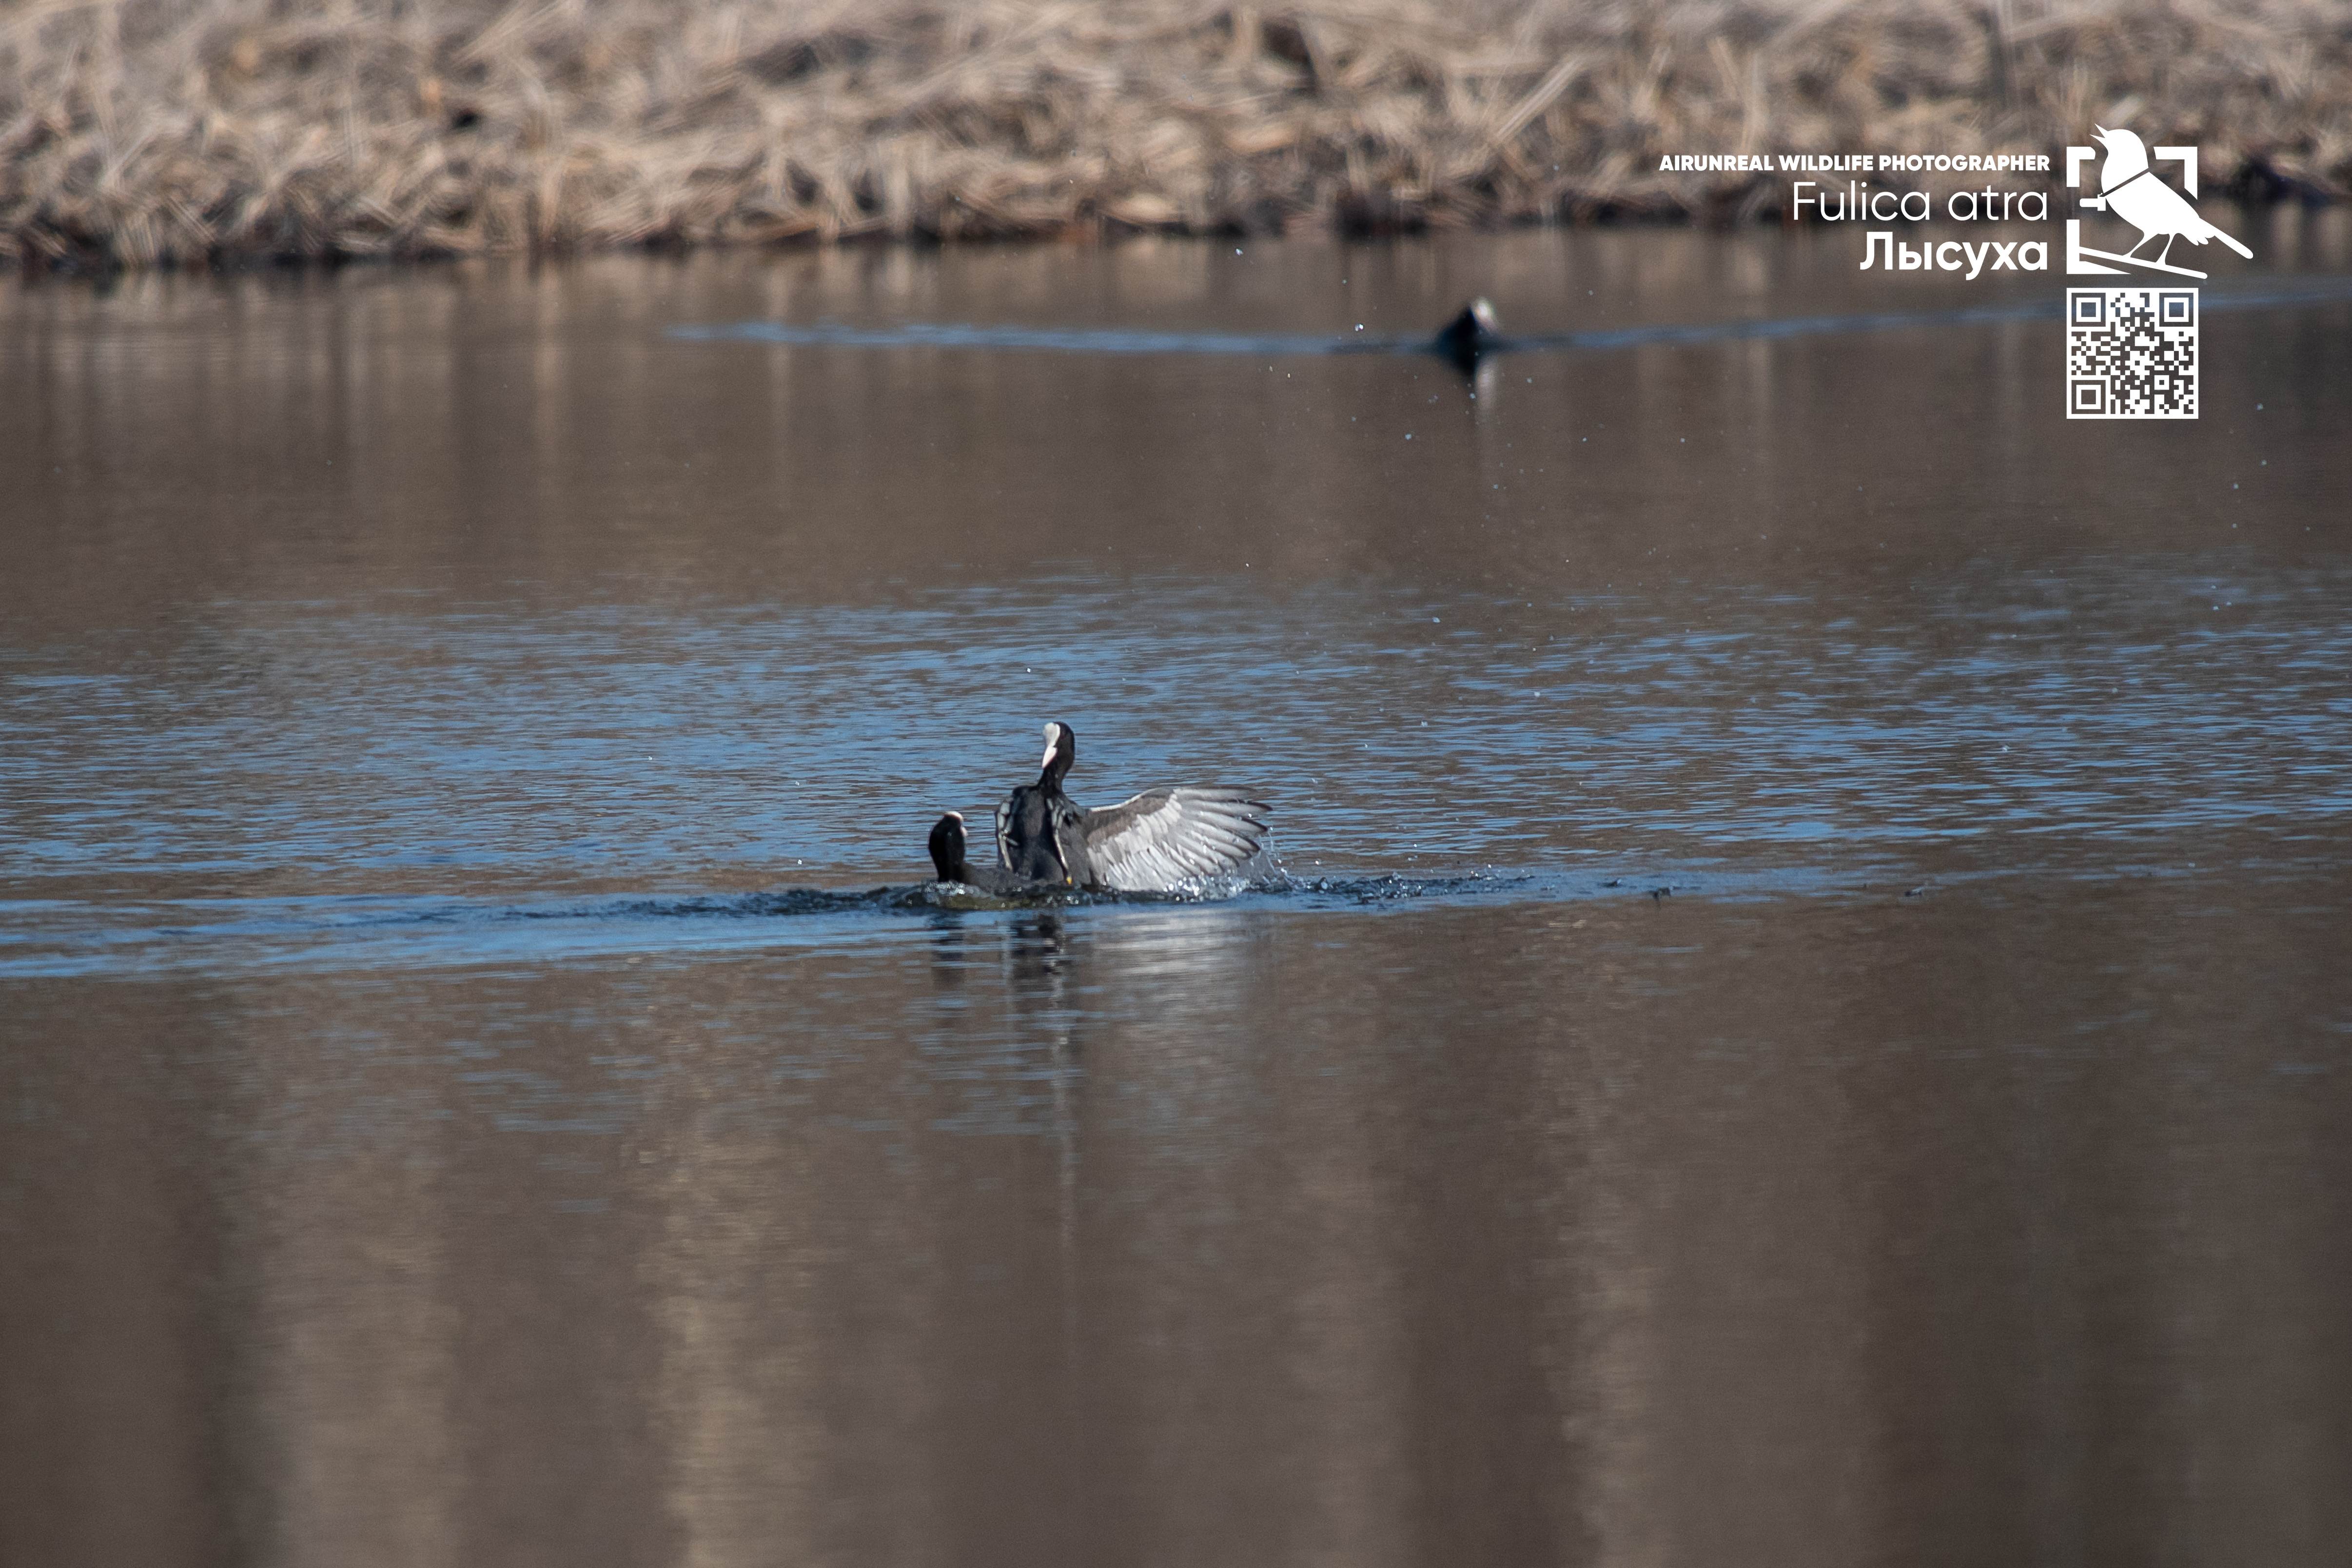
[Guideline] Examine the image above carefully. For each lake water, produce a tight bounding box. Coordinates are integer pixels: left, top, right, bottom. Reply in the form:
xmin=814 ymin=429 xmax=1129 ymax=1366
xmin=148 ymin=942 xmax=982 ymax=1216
xmin=4 ymin=220 xmax=2351 ymax=1566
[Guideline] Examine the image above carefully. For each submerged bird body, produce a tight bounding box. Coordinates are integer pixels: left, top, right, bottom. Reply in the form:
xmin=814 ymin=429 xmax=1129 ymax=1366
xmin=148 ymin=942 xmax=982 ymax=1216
xmin=927 ymin=812 xmax=1060 ymax=895
xmin=994 ymin=722 xmax=1270 ymax=893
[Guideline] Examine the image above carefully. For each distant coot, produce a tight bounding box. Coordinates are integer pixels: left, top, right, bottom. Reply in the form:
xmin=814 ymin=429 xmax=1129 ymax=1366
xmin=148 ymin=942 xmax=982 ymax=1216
xmin=993 ymin=722 xmax=1270 ymax=892
xmin=1433 ymin=296 xmax=1504 ymax=372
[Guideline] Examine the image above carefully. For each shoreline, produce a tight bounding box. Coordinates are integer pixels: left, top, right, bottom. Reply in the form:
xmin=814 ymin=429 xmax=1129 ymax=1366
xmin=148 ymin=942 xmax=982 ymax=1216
xmin=6 ymin=0 xmax=2347 ymax=272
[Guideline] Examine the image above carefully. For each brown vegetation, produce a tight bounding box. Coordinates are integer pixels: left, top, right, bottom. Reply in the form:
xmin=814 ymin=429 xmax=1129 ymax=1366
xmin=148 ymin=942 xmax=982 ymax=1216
xmin=3 ymin=0 xmax=2347 ymax=268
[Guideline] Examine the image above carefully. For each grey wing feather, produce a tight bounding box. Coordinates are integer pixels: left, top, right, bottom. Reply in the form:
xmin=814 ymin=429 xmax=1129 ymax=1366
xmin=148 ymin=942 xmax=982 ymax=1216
xmin=993 ymin=798 xmax=1014 ymax=870
xmin=1080 ymin=787 xmax=1270 ymax=892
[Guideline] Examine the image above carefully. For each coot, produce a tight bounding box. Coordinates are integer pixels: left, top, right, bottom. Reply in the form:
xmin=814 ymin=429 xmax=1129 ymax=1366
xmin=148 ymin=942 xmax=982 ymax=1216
xmin=1433 ymin=297 xmax=1504 ymax=372
xmin=995 ymin=722 xmax=1270 ymax=892
xmin=927 ymin=812 xmax=1059 ymax=895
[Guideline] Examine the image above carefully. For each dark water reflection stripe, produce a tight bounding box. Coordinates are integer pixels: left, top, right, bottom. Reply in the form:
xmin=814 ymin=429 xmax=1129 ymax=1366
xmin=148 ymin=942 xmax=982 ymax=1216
xmin=10 ymin=858 xmax=2318 ymax=980
xmin=0 ymin=868 xmax=1972 ymax=978
xmin=669 ymin=278 xmax=2352 ymax=359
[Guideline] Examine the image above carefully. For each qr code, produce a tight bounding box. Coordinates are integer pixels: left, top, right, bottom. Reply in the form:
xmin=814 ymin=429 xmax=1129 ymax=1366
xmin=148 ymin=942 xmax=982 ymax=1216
xmin=2067 ymin=288 xmax=2196 ymax=418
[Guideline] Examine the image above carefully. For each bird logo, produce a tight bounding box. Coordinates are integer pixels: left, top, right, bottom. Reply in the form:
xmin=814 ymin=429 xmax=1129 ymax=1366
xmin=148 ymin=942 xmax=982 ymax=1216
xmin=2070 ymin=128 xmax=2251 ymax=278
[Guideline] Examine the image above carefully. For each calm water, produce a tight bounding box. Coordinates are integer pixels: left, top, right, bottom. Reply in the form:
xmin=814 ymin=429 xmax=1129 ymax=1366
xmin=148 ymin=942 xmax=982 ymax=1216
xmin=4 ymin=220 xmax=2351 ymax=1566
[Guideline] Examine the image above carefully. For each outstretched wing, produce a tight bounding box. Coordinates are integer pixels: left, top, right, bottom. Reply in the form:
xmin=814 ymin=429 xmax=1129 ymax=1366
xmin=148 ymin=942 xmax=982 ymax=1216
xmin=1080 ymin=787 xmax=1270 ymax=892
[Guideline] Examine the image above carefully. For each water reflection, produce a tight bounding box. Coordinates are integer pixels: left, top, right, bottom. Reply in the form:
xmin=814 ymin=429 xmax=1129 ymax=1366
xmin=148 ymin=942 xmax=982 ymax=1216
xmin=12 ymin=878 xmax=2347 ymax=1565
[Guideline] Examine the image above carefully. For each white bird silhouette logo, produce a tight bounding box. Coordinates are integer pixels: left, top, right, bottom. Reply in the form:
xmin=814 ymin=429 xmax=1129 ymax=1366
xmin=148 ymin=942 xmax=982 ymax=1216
xmin=2082 ymin=126 xmax=2251 ymax=270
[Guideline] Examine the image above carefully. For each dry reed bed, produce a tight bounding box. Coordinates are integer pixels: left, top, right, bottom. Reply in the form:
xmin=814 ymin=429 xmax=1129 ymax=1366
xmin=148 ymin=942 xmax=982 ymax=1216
xmin=2 ymin=0 xmax=2347 ymax=268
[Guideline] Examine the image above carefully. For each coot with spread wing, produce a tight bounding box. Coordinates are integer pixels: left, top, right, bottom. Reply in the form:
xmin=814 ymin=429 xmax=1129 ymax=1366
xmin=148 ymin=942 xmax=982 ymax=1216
xmin=993 ymin=722 xmax=1270 ymax=892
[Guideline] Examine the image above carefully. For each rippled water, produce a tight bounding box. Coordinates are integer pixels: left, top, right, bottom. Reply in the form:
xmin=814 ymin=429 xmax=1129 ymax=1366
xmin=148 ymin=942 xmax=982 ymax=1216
xmin=4 ymin=223 xmax=2351 ymax=1566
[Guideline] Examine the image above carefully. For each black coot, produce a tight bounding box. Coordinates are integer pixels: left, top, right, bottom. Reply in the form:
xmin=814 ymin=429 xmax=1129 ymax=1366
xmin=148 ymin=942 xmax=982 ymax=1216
xmin=994 ymin=722 xmax=1270 ymax=893
xmin=1433 ymin=297 xmax=1503 ymax=372
xmin=995 ymin=721 xmax=1086 ymax=887
xmin=927 ymin=812 xmax=1058 ymax=895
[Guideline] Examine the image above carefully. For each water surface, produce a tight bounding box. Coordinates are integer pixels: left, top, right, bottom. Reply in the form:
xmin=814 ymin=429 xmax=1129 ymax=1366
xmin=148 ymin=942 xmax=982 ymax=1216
xmin=4 ymin=223 xmax=2351 ymax=1566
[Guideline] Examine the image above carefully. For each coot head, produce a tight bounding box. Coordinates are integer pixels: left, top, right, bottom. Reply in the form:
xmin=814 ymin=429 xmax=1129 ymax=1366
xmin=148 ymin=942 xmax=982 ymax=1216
xmin=927 ymin=811 xmax=970 ymax=881
xmin=1039 ymin=721 xmax=1077 ymax=787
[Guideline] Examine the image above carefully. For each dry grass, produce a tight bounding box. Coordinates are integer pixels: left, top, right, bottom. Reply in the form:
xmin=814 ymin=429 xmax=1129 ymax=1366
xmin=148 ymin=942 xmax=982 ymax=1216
xmin=3 ymin=0 xmax=2347 ymax=267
